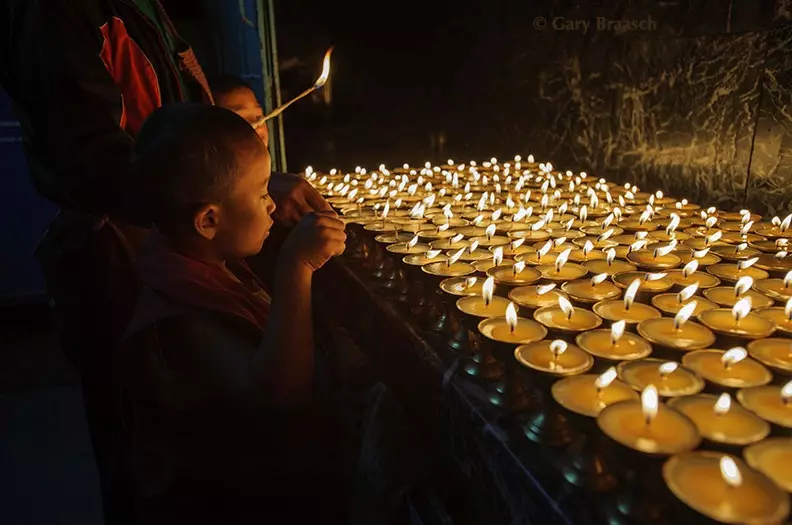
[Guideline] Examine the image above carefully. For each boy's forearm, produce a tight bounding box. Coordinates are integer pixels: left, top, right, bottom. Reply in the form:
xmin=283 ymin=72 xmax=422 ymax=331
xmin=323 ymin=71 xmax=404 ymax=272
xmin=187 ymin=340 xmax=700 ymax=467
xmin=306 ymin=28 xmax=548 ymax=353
xmin=255 ymin=263 xmax=315 ymax=407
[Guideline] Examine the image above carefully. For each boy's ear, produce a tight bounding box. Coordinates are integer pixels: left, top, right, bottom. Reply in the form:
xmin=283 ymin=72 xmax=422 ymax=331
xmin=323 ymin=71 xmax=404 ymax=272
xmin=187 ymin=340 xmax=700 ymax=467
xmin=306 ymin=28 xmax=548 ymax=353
xmin=193 ymin=204 xmax=221 ymax=240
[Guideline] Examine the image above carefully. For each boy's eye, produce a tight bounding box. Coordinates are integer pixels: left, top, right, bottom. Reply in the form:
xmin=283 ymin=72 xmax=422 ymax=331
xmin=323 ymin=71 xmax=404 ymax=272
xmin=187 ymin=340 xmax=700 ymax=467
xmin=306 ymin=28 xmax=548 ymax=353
xmin=261 ymin=193 xmax=270 ymax=200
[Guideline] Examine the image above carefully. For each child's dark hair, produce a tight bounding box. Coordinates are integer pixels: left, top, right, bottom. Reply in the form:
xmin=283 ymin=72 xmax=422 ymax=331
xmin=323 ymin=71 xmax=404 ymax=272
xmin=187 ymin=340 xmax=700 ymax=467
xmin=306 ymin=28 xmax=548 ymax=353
xmin=208 ymin=74 xmax=255 ymax=99
xmin=131 ymin=102 xmax=264 ymax=231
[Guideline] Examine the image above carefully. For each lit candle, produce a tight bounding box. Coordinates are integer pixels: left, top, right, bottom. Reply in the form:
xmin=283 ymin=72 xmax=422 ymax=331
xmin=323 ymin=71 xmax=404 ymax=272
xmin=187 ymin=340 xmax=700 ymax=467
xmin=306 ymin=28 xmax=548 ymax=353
xmin=402 ymin=249 xmax=447 ymax=267
xmin=665 ymin=259 xmax=721 ymax=291
xmin=486 ymin=260 xmax=542 ymax=286
xmin=439 ymin=276 xmax=483 ymax=297
xmin=737 ymin=380 xmax=792 ymax=428
xmin=429 ymin=233 xmax=470 ymax=251
xmin=508 ymin=283 xmax=569 ymax=310
xmin=637 ymin=300 xmax=716 ymax=351
xmin=597 ymin=385 xmax=701 ymax=454
xmin=677 ymin=247 xmax=722 ymax=267
xmin=698 ymin=297 xmax=776 ymax=341
xmin=516 ymin=240 xmax=558 ymax=266
xmin=755 ymin=296 xmax=792 ymax=336
xmin=626 ymin=241 xmax=682 ymax=270
xmin=514 ymin=339 xmax=594 ymax=376
xmin=575 ymin=320 xmax=653 ymax=361
xmin=551 ymin=366 xmax=639 ymax=417
xmin=593 ymin=277 xmax=662 ymax=325
xmin=668 ymin=393 xmax=770 ymax=445
xmin=470 ymin=223 xmax=510 ymax=247
xmin=703 ymin=276 xmax=774 ymax=309
xmin=744 ymin=438 xmax=792 ymax=493
xmin=422 ymin=247 xmax=476 ymax=277
xmin=682 ymin=348 xmax=772 ymax=389
xmin=561 ymin=273 xmax=620 ymax=304
xmin=386 ymin=234 xmax=431 ymax=254
xmin=753 ymin=271 xmax=792 ymax=302
xmin=664 ymin=452 xmax=790 ymax=524
xmin=651 ymin=282 xmax=719 ymax=316
xmin=747 ymin=337 xmax=792 ymax=375
xmin=536 ymin=247 xmax=588 ymax=282
xmin=533 ymin=295 xmax=603 ymax=334
xmin=582 ymin=247 xmax=637 ymax=276
xmin=707 ymin=257 xmax=770 ymax=284
xmin=477 ymin=302 xmax=548 ymax=344
xmin=456 ymin=276 xmax=510 ymax=318
xmin=618 ymin=359 xmax=705 ymax=397
xmin=611 ymin=271 xmax=675 ymax=301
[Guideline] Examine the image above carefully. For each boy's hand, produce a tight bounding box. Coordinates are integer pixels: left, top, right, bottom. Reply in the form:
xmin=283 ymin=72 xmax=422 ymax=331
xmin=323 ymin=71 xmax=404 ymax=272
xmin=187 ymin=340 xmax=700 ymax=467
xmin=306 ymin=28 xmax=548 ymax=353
xmin=269 ymin=172 xmax=335 ymax=225
xmin=280 ymin=211 xmax=346 ymax=273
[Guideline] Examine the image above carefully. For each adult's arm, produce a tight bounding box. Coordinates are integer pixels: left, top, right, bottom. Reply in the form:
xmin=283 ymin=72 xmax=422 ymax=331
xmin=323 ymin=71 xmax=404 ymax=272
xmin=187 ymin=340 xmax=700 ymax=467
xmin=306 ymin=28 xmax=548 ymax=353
xmin=2 ymin=0 xmax=136 ymax=221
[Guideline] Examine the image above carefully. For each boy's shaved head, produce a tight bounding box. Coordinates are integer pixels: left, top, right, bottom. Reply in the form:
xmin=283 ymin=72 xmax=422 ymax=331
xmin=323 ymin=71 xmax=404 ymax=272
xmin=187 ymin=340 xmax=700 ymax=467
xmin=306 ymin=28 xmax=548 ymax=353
xmin=132 ymin=103 xmax=266 ymax=230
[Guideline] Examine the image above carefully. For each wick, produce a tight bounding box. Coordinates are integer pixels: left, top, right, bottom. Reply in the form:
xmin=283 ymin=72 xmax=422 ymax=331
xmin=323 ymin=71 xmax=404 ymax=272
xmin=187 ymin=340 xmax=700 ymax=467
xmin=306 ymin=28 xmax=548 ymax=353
xmin=510 ymin=324 xmax=515 ymax=334
xmin=566 ymin=310 xmax=573 ymax=321
xmin=645 ymin=416 xmax=652 ymax=427
xmin=595 ymin=386 xmax=603 ymax=398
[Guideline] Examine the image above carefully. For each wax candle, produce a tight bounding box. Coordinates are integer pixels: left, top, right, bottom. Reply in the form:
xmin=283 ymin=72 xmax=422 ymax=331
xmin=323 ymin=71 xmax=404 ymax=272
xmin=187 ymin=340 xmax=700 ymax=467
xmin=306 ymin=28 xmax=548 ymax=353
xmin=677 ymin=248 xmax=722 ymax=267
xmin=486 ymin=261 xmax=542 ymax=286
xmin=637 ymin=301 xmax=716 ymax=351
xmin=429 ymin=235 xmax=470 ymax=251
xmin=611 ymin=271 xmax=675 ymax=295
xmin=582 ymin=249 xmax=637 ymax=276
xmin=439 ymin=276 xmax=484 ymax=297
xmin=626 ymin=247 xmax=682 ymax=271
xmin=533 ymin=296 xmax=603 ymax=334
xmin=669 ymin=394 xmax=770 ymax=445
xmin=592 ymin=277 xmax=662 ymax=325
xmin=508 ymin=284 xmax=569 ymax=310
xmin=753 ymin=273 xmax=792 ymax=302
xmin=473 ymin=257 xmax=515 ymax=273
xmin=422 ymin=249 xmax=476 ymax=277
xmin=375 ymin=232 xmax=415 ymax=244
xmin=536 ymin=260 xmax=588 ymax=282
xmin=651 ymin=282 xmax=719 ymax=316
xmin=698 ymin=299 xmax=776 ymax=341
xmin=386 ymin=240 xmax=431 ymax=255
xmin=597 ymin=387 xmax=701 ymax=455
xmin=508 ymin=229 xmax=551 ymax=242
xmin=665 ymin=260 xmax=721 ymax=290
xmin=403 ymin=250 xmax=447 ymax=267
xmin=747 ymin=338 xmax=792 ymax=374
xmin=703 ymin=286 xmax=774 ymax=308
xmin=456 ymin=276 xmax=510 ymax=318
xmin=551 ymin=368 xmax=639 ymax=417
xmin=561 ymin=274 xmax=620 ymax=304
xmin=618 ymin=359 xmax=705 ymax=397
xmin=737 ymin=381 xmax=792 ymax=428
xmin=756 ymin=306 xmax=792 ymax=336
xmin=707 ymin=260 xmax=770 ymax=284
xmin=514 ymin=339 xmax=594 ymax=376
xmin=575 ymin=320 xmax=653 ymax=361
xmin=712 ymin=244 xmax=761 ymax=262
xmin=478 ymin=303 xmax=548 ymax=345
xmin=682 ymin=348 xmax=772 ymax=389
xmin=663 ymin=452 xmax=790 ymax=524
xmin=744 ymin=438 xmax=792 ymax=493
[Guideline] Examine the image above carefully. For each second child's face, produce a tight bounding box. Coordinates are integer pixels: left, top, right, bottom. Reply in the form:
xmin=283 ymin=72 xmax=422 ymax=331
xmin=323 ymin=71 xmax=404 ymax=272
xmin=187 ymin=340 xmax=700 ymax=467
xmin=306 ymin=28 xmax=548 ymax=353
xmin=216 ymin=88 xmax=269 ymax=146
xmin=214 ymin=143 xmax=276 ymax=258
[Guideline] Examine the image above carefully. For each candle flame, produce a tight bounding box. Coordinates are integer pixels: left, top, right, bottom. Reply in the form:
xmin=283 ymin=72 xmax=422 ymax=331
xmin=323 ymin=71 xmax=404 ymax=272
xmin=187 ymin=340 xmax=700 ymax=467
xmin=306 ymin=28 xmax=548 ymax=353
xmin=550 ymin=339 xmax=567 ymax=360
xmin=553 ymin=236 xmax=567 ymax=248
xmin=506 ymin=302 xmax=518 ymax=332
xmin=407 ymin=235 xmax=419 ymax=249
xmin=482 ymin=276 xmax=495 ymax=306
xmin=606 ymin=248 xmax=616 ymax=265
xmin=591 ymin=273 xmax=608 ymax=287
xmin=511 ymin=238 xmax=525 ymax=250
xmin=642 ymin=385 xmax=659 ymax=424
xmin=485 ymin=224 xmax=497 ymax=239
xmin=493 ymin=246 xmax=504 ymax=266
xmin=465 ymin=277 xmax=477 ymax=289
xmin=624 ymin=279 xmax=641 ymax=310
xmin=469 ymin=240 xmax=480 ymax=253
xmin=732 ymin=297 xmax=752 ymax=322
xmin=583 ymin=240 xmax=594 ymax=256
xmin=538 ymin=240 xmax=553 ymax=259
xmin=721 ymin=347 xmax=748 ymax=367
xmin=734 ymin=276 xmax=754 ymax=297
xmin=425 ymin=249 xmax=442 ymax=259
xmin=653 ymin=241 xmax=677 ymax=258
xmin=714 ymin=393 xmax=731 ymax=415
xmin=720 ymin=457 xmax=743 ymax=488
xmin=706 ymin=231 xmax=723 ymax=245
xmin=558 ymin=296 xmax=574 ymax=320
xmin=611 ymin=320 xmax=626 ymax=344
xmin=630 ymin=240 xmax=648 ymax=253
xmin=472 ymin=214 xmax=484 ymax=226
xmin=531 ymin=219 xmax=547 ymax=231
xmin=595 ymin=367 xmax=618 ymax=390
xmin=580 ymin=206 xmax=588 ymax=222
xmin=646 ymin=272 xmax=668 ymax=282
xmin=513 ymin=261 xmax=527 ymax=275
xmin=674 ymin=301 xmax=697 ymax=330
xmin=785 ymin=297 xmax=792 ymax=321
xmin=740 ymin=221 xmax=754 ymax=235
xmin=782 ymin=213 xmax=792 ymax=232
xmin=782 ymin=380 xmax=792 ymax=403
xmin=666 ymin=213 xmax=681 ymax=234
xmin=683 ymin=260 xmax=699 ymax=278
xmin=313 ymin=47 xmax=333 ymax=87
xmin=537 ymin=283 xmax=556 ymax=296
xmin=677 ymin=283 xmax=699 ymax=303
xmin=693 ymin=247 xmax=711 ymax=259
xmin=451 ymin=233 xmax=465 ymax=244
xmin=491 ymin=208 xmax=503 ymax=221
xmin=705 ymin=216 xmax=718 ymax=229
xmin=738 ymin=257 xmax=759 ymax=271
xmin=598 ymin=229 xmax=615 ymax=243
xmin=658 ymin=361 xmax=678 ymax=377
xmin=555 ymin=248 xmax=572 ymax=272
xmin=448 ymin=247 xmax=465 ymax=266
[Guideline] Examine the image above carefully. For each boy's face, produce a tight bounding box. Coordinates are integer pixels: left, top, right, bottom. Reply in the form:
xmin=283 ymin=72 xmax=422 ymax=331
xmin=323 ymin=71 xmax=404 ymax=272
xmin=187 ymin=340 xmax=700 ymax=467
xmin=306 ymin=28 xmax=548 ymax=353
xmin=216 ymin=87 xmax=269 ymax=146
xmin=210 ymin=143 xmax=275 ymax=259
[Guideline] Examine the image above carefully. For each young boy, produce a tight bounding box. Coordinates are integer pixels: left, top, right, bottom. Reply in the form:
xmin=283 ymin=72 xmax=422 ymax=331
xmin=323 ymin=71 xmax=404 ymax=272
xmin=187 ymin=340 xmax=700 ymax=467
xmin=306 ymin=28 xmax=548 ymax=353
xmin=209 ymin=75 xmax=270 ymax=145
xmin=121 ymin=103 xmax=347 ymax=524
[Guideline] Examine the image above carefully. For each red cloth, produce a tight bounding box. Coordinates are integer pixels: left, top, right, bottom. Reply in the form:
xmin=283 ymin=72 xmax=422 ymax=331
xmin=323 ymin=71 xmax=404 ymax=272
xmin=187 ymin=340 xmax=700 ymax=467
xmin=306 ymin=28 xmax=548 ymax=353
xmin=132 ymin=235 xmax=270 ymax=334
